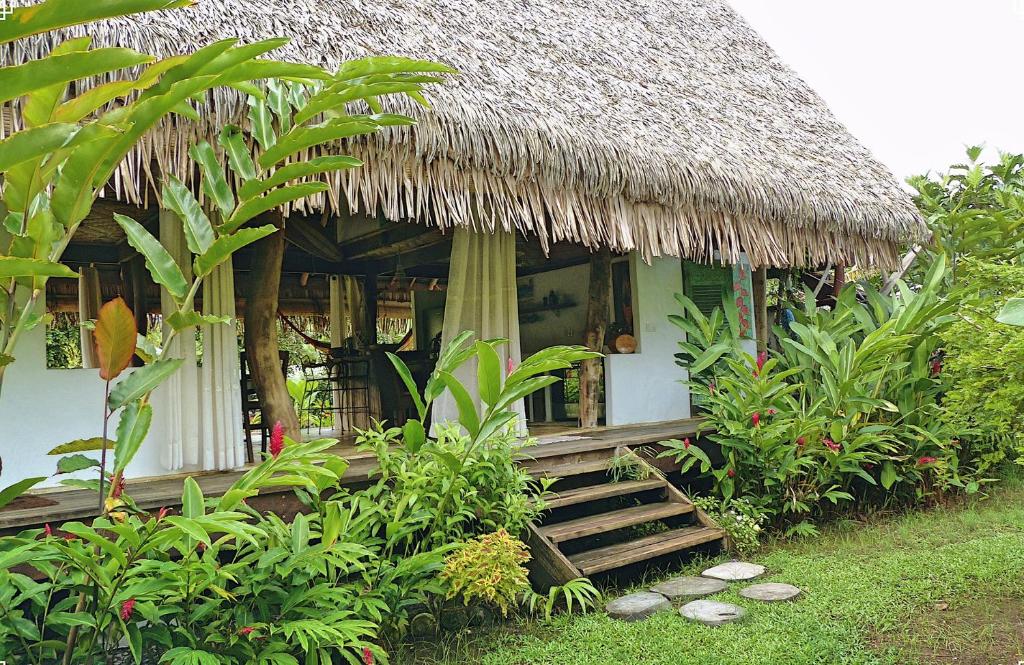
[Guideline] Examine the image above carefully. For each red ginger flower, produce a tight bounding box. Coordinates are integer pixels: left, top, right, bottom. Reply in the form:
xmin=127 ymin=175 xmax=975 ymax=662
xmin=767 ymin=408 xmax=777 ymax=416
xmin=751 ymin=412 xmax=760 ymax=427
xmin=111 ymin=474 xmax=125 ymax=499
xmin=43 ymin=523 xmax=53 ymax=538
xmin=755 ymin=351 xmax=767 ymax=375
xmin=269 ymin=421 xmax=285 ymax=458
xmin=683 ymin=437 xmax=691 ymax=449
xmin=823 ymin=438 xmax=840 ymax=452
xmin=157 ymin=506 xmax=169 ymax=521
xmin=796 ymin=436 xmax=806 ymax=447
xmin=917 ymin=456 xmax=937 ymax=466
xmin=120 ymin=598 xmax=136 ymax=621
xmin=727 ymin=468 xmax=736 ymax=478
xmin=239 ymin=626 xmax=255 ymax=637
xmin=362 ymin=647 xmax=375 ymax=665
xmin=507 ymin=357 xmax=516 ymax=375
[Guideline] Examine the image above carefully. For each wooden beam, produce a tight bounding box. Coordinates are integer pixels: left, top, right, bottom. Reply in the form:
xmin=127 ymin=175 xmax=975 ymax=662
xmin=286 ymin=216 xmax=344 ymax=262
xmin=341 ymin=222 xmax=433 ymax=260
xmin=752 ymin=266 xmax=769 ymax=353
xmin=579 ymin=249 xmax=611 ymax=428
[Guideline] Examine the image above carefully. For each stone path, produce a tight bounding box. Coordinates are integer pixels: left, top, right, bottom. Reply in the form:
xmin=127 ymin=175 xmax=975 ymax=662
xmin=604 ymin=561 xmax=802 ymax=626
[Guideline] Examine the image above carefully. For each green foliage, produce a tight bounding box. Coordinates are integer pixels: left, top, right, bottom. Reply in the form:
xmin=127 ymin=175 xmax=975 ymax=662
xmin=665 ymin=256 xmax=982 ymax=527
xmin=440 ymin=529 xmax=531 ymax=617
xmin=523 ymin=578 xmax=602 ymax=621
xmin=691 ymin=496 xmax=766 ymax=556
xmin=606 ymin=447 xmax=654 ymax=483
xmin=940 ymin=260 xmax=1024 ymax=470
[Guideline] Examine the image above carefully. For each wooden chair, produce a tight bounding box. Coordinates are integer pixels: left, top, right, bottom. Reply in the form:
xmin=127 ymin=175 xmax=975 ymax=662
xmin=240 ymin=350 xmax=289 ymax=463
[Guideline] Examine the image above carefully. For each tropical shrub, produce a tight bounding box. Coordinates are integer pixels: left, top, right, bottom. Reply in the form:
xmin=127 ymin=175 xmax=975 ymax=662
xmin=440 ymin=529 xmax=531 ymax=617
xmin=665 ymin=256 xmax=981 ymax=529
xmin=691 ymin=496 xmax=767 ymax=554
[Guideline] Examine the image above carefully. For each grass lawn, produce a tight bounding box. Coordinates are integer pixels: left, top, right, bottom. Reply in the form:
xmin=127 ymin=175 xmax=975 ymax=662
xmin=402 ymin=475 xmax=1024 ymax=664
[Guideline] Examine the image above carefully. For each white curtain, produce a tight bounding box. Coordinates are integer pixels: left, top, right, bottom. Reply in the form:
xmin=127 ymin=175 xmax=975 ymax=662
xmin=198 ymin=260 xmax=245 ymax=469
xmin=329 ymin=275 xmax=374 ymax=431
xmin=432 ymin=228 xmax=526 ymax=435
xmin=78 ymin=265 xmax=102 ymax=369
xmin=156 ymin=209 xmax=244 ymax=471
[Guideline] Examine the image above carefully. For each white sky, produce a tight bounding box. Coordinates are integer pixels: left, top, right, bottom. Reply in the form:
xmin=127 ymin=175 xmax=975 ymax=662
xmin=727 ymin=0 xmax=1024 ymax=182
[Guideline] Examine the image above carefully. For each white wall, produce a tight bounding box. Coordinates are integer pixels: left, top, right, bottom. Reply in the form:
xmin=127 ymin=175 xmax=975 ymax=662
xmin=605 ymin=254 xmax=691 ymax=425
xmin=0 ymin=324 xmax=167 ymax=488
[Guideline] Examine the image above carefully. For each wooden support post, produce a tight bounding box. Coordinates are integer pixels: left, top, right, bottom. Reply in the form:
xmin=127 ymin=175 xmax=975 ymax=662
xmin=123 ymin=255 xmax=148 ymax=366
xmin=752 ymin=265 xmax=769 ymax=353
xmin=363 ymin=272 xmax=378 ymax=345
xmin=243 ymin=212 xmax=300 ymax=440
xmin=579 ymin=249 xmax=611 ymax=428
xmin=833 ymin=263 xmax=846 ymax=296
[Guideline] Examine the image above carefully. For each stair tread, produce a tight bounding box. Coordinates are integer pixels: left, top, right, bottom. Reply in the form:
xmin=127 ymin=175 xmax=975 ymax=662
xmin=529 ymin=459 xmax=611 ymax=479
xmin=541 ymin=478 xmax=666 ymax=509
xmin=539 ymin=501 xmax=692 ymax=543
xmin=568 ymin=525 xmax=726 ymax=575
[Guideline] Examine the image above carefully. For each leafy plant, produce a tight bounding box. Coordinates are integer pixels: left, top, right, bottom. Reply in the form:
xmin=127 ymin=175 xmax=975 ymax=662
xmin=523 ymin=578 xmax=602 ymax=621
xmin=606 ymin=447 xmax=654 ymax=483
xmin=440 ymin=529 xmax=531 ymax=617
xmin=691 ymin=496 xmax=766 ymax=555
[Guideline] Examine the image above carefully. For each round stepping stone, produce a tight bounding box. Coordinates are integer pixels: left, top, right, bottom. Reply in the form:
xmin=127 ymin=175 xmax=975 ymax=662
xmin=651 ymin=576 xmax=728 ymax=600
xmin=701 ymin=561 xmax=765 ymax=581
xmin=680 ymin=599 xmax=747 ymax=626
xmin=605 ymin=592 xmax=672 ymax=622
xmin=739 ymin=582 xmax=802 ymax=602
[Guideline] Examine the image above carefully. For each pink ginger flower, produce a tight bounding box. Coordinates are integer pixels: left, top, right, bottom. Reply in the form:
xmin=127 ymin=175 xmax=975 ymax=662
xmin=269 ymin=421 xmax=285 ymax=458
xmin=823 ymin=438 xmax=840 ymax=452
xmin=120 ymin=598 xmax=136 ymax=621
xmin=157 ymin=506 xmax=169 ymax=521
xmin=796 ymin=436 xmax=806 ymax=447
xmin=917 ymin=456 xmax=937 ymax=466
xmin=362 ymin=647 xmax=375 ymax=665
xmin=43 ymin=523 xmax=53 ymax=538
xmin=726 ymin=468 xmax=736 ymax=478
xmin=751 ymin=412 xmax=760 ymax=427
xmin=766 ymin=408 xmax=777 ymax=416
xmin=239 ymin=626 xmax=255 ymax=637
xmin=683 ymin=437 xmax=691 ymax=450
xmin=507 ymin=357 xmax=516 ymax=375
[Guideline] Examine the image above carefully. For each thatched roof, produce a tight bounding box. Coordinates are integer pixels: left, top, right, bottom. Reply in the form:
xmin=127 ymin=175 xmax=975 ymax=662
xmin=2 ymin=0 xmax=926 ymax=267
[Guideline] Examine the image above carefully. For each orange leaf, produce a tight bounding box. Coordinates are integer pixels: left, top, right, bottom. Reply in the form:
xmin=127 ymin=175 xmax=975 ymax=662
xmin=94 ymin=297 xmax=137 ymax=381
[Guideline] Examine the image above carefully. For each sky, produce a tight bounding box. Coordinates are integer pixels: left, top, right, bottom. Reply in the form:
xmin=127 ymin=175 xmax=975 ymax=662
xmin=727 ymin=0 xmax=1024 ymax=183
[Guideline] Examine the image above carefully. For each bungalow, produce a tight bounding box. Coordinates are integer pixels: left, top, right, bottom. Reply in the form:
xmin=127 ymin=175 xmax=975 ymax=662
xmin=0 ymin=0 xmax=924 ymax=507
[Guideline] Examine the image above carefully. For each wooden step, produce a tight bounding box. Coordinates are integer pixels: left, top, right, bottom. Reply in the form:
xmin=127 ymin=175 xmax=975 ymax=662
xmin=568 ymin=525 xmax=726 ymax=575
xmin=528 ymin=458 xmax=612 ymax=479
xmin=541 ymin=478 xmax=666 ymax=510
xmin=539 ymin=502 xmax=693 ymax=543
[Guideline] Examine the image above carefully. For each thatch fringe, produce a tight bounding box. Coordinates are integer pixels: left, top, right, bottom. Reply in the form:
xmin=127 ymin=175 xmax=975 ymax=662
xmin=0 ymin=0 xmax=927 ymax=268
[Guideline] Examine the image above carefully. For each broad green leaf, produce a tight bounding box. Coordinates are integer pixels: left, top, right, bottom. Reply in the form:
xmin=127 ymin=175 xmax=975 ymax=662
xmin=114 ymin=401 xmax=153 ymax=473
xmin=996 ymin=298 xmax=1024 ymax=327
xmin=53 ymin=56 xmax=189 ymax=122
xmin=189 ymin=141 xmax=234 ymax=218
xmin=165 ymin=311 xmax=231 ymax=331
xmin=0 ymin=477 xmax=46 ymax=509
xmin=0 ymin=123 xmax=80 ymax=170
xmin=193 ymin=225 xmax=277 ymax=277
xmin=181 ymin=477 xmax=204 ymax=519
xmin=257 ymin=119 xmax=379 ymax=169
xmin=0 ymin=48 xmax=154 ymax=105
xmin=402 ymin=419 xmax=427 ymax=454
xmin=54 ymin=454 xmax=99 ymax=474
xmin=385 ymin=352 xmax=426 ymax=419
xmin=113 ymin=214 xmax=189 ymax=300
xmin=0 ymin=0 xmax=191 ymax=45
xmin=93 ymin=297 xmax=137 ymax=381
xmin=437 ymin=370 xmax=479 ymax=437
xmin=22 ymin=36 xmax=93 ymax=126
xmin=218 ymin=124 xmax=257 ymax=181
xmin=222 ymin=184 xmax=327 ymax=233
xmin=47 ymin=437 xmax=114 ymax=454
xmin=237 ymin=156 xmax=361 ymax=201
xmin=108 ymin=358 xmax=184 ymax=410
xmin=247 ymin=97 xmax=276 ymax=150
xmin=336 ymin=56 xmax=457 ymax=80
xmin=162 ymin=176 xmax=214 ymax=255
xmin=475 ymin=341 xmax=501 ymax=407
xmin=880 ymin=461 xmax=898 ymax=490
xmin=0 ymin=256 xmax=77 ymax=279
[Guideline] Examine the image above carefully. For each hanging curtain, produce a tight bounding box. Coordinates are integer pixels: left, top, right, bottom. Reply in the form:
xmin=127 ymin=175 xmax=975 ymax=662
xmin=78 ymin=265 xmax=102 ymax=369
xmin=156 ymin=209 xmax=244 ymax=471
xmin=432 ymin=228 xmax=526 ymax=435
xmin=155 ymin=209 xmax=201 ymax=471
xmin=198 ymin=259 xmax=245 ymax=469
xmin=329 ymin=275 xmax=375 ymax=431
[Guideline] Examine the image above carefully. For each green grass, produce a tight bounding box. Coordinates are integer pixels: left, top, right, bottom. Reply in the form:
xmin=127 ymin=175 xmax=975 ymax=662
xmin=402 ymin=477 xmax=1024 ymax=664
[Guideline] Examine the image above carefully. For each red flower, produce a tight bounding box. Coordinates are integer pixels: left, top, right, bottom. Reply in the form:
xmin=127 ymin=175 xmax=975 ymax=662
xmin=756 ymin=351 xmax=767 ymax=372
xmin=726 ymin=468 xmax=736 ymax=478
xmin=708 ymin=382 xmax=716 ymax=395
xmin=120 ymin=598 xmax=136 ymax=621
xmin=864 ymin=463 xmax=875 ymax=470
xmin=507 ymin=357 xmax=516 ymax=375
xmin=917 ymin=456 xmax=937 ymax=466
xmin=43 ymin=523 xmax=53 ymax=538
xmin=362 ymin=647 xmax=375 ymax=665
xmin=823 ymin=438 xmax=840 ymax=452
xmin=157 ymin=506 xmax=169 ymax=521
xmin=683 ymin=437 xmax=691 ymax=450
xmin=111 ymin=474 xmax=125 ymax=499
xmin=752 ymin=412 xmax=760 ymax=427
xmin=930 ymin=359 xmax=942 ymax=376
xmin=63 ymin=533 xmax=77 ymax=542
xmin=269 ymin=421 xmax=285 ymax=458
xmin=239 ymin=626 xmax=255 ymax=637
xmin=197 ymin=541 xmax=206 ymax=553
xmin=766 ymin=408 xmax=777 ymax=416
xmin=796 ymin=436 xmax=806 ymax=447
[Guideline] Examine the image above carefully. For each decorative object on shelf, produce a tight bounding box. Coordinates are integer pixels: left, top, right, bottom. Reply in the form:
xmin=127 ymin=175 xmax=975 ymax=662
xmin=614 ymin=333 xmax=637 ymax=354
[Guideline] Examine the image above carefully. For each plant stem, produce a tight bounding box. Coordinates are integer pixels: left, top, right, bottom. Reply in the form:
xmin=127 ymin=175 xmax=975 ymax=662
xmin=98 ymin=381 xmax=111 ymax=514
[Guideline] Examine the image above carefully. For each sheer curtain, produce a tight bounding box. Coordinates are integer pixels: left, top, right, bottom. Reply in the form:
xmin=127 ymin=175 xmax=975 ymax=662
xmin=432 ymin=228 xmax=526 ymax=435
xmin=329 ymin=275 xmax=374 ymax=431
xmin=156 ymin=209 xmax=244 ymax=471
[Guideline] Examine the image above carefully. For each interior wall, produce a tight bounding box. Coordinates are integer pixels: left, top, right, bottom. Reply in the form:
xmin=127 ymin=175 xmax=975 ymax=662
xmin=412 ymin=289 xmax=446 ymax=351
xmin=605 ymin=253 xmax=691 ymax=425
xmin=0 ymin=323 xmax=168 ymax=488
xmin=517 ymin=263 xmax=589 ymax=354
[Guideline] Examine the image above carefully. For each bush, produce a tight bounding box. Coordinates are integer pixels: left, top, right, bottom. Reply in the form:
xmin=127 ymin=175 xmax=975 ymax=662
xmin=440 ymin=529 xmax=531 ymax=617
xmin=691 ymin=496 xmax=767 ymax=555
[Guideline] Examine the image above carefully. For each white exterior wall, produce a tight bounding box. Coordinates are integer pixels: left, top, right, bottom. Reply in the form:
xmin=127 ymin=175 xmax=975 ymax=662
xmin=605 ymin=254 xmax=691 ymax=425
xmin=0 ymin=324 xmax=167 ymax=488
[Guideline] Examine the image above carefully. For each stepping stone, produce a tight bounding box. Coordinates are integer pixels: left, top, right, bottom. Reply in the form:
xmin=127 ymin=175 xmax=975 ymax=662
xmin=701 ymin=561 xmax=765 ymax=581
xmin=739 ymin=582 xmax=802 ymax=602
xmin=651 ymin=576 xmax=728 ymax=600
xmin=605 ymin=592 xmax=672 ymax=621
xmin=680 ymin=599 xmax=747 ymax=627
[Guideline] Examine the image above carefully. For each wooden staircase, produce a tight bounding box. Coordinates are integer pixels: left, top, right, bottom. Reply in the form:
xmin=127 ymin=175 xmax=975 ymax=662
xmin=522 ymin=442 xmax=726 ymax=586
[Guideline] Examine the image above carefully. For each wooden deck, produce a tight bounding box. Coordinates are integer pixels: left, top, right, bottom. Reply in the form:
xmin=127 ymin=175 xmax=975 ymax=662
xmin=0 ymin=418 xmax=703 ymax=534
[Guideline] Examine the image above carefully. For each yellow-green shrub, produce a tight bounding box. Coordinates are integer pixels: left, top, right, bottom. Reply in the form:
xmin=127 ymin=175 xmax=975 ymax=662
xmin=440 ymin=529 xmax=531 ymax=616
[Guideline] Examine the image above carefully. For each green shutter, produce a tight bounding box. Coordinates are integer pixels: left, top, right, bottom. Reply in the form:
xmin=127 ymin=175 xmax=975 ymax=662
xmin=683 ymin=261 xmax=732 ymax=315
